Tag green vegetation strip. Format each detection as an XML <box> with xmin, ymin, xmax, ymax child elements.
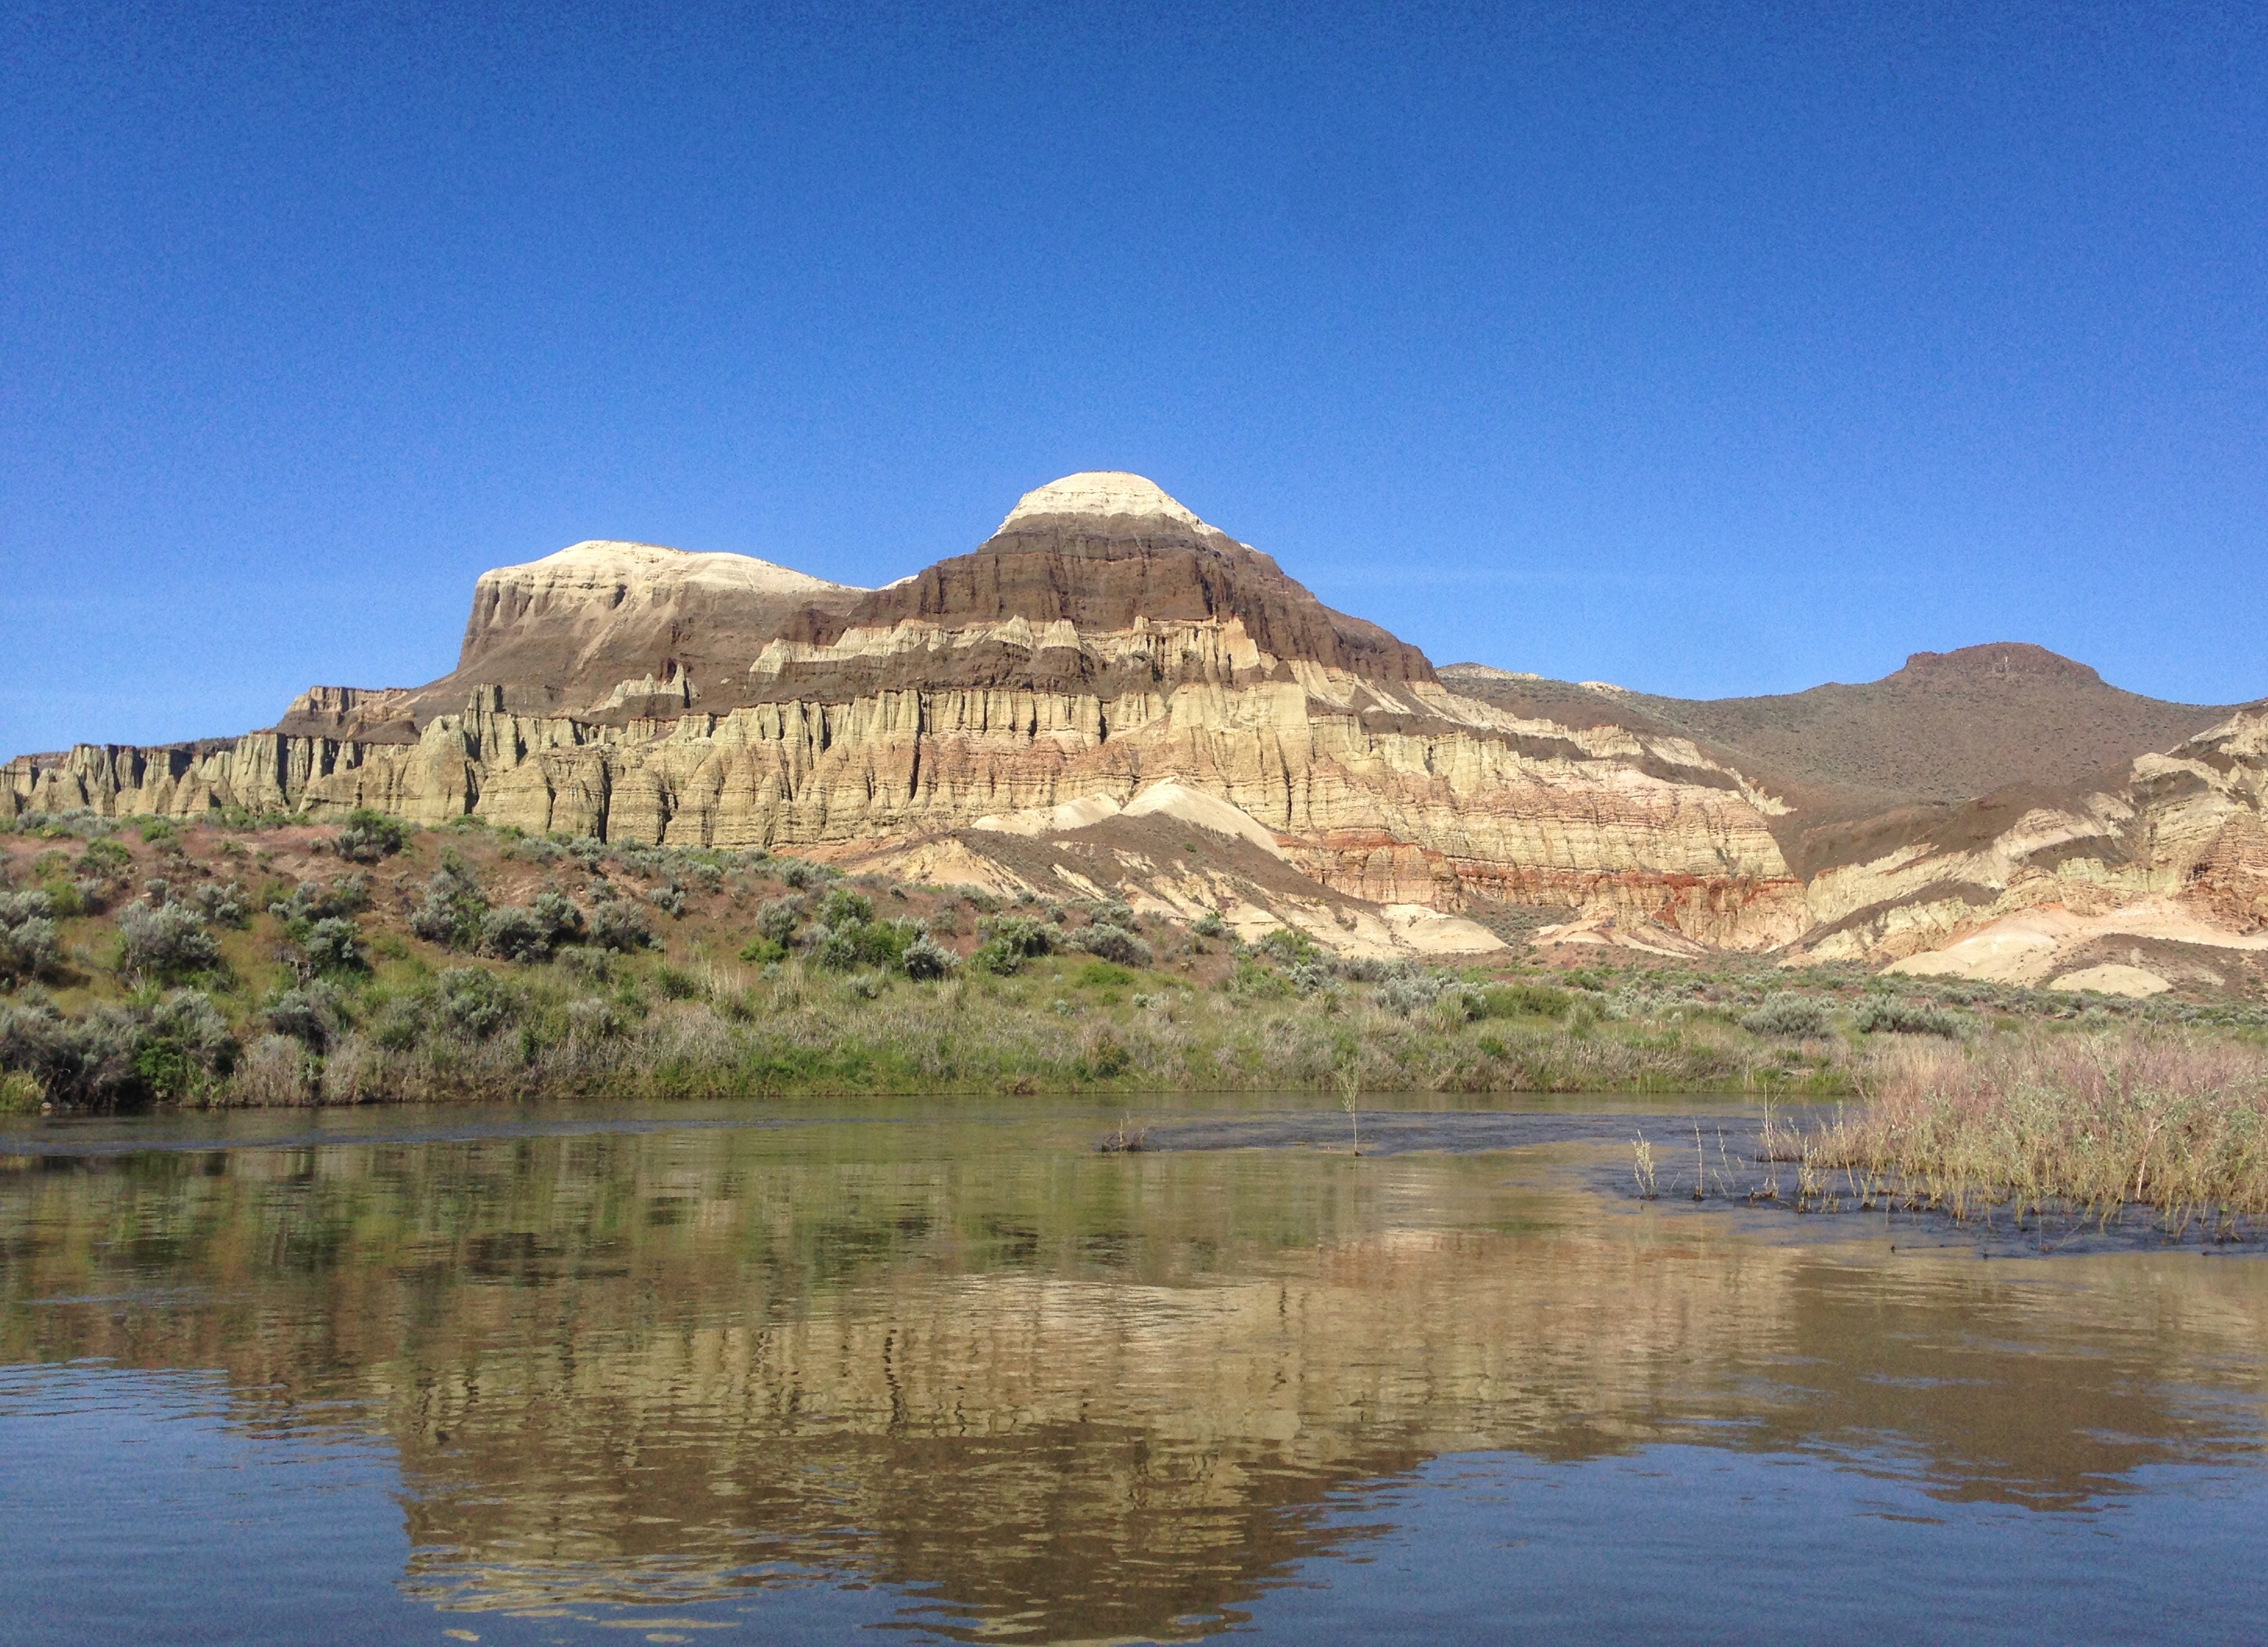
<box><xmin>1</xmin><ymin>807</ymin><xmax>2262</xmax><ymax>1120</ymax></box>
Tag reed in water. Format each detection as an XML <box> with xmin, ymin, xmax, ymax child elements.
<box><xmin>1792</xmin><ymin>1031</ymin><xmax>2268</xmax><ymax>1228</ymax></box>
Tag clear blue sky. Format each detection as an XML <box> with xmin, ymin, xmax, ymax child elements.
<box><xmin>5</xmin><ymin>2</ymin><xmax>2265</xmax><ymax>754</ymax></box>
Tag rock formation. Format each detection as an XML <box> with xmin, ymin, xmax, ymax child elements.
<box><xmin>8</xmin><ymin>470</ymin><xmax>2266</xmax><ymax>976</ymax></box>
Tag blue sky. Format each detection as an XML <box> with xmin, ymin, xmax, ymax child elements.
<box><xmin>5</xmin><ymin>2</ymin><xmax>2264</xmax><ymax>753</ymax></box>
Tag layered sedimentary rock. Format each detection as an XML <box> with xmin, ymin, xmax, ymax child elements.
<box><xmin>7</xmin><ymin>470</ymin><xmax>2266</xmax><ymax>966</ymax></box>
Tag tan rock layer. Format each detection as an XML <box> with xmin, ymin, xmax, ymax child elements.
<box><xmin>2</xmin><ymin>670</ymin><xmax>1797</xmax><ymax>937</ymax></box>
<box><xmin>11</xmin><ymin>677</ymin><xmax>2264</xmax><ymax>960</ymax></box>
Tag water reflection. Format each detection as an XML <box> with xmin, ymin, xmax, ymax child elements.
<box><xmin>2</xmin><ymin>1102</ymin><xmax>2265</xmax><ymax>1642</ymax></box>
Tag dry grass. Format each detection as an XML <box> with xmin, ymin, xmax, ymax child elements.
<box><xmin>1795</xmin><ymin>1030</ymin><xmax>2268</xmax><ymax>1227</ymax></box>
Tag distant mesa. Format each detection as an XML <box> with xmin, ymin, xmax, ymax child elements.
<box><xmin>6</xmin><ymin>470</ymin><xmax>2266</xmax><ymax>977</ymax></box>
<box><xmin>1885</xmin><ymin>642</ymin><xmax>2105</xmax><ymax>687</ymax></box>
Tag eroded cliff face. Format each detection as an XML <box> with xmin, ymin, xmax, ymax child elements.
<box><xmin>7</xmin><ymin>470</ymin><xmax>2263</xmax><ymax>963</ymax></box>
<box><xmin>0</xmin><ymin>629</ymin><xmax>1810</xmax><ymax>947</ymax></box>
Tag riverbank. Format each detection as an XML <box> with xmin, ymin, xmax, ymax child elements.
<box><xmin>2</xmin><ymin>808</ymin><xmax>2262</xmax><ymax>1112</ymax></box>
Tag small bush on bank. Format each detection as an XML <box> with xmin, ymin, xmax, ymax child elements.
<box><xmin>1073</xmin><ymin>924</ymin><xmax>1153</xmax><ymax>968</ymax></box>
<box><xmin>479</xmin><ymin>893</ymin><xmax>585</xmax><ymax>964</ymax></box>
<box><xmin>1476</xmin><ymin>981</ymin><xmax>1574</xmax><ymax>1019</ymax></box>
<box><xmin>1741</xmin><ymin>993</ymin><xmax>1832</xmax><ymax>1038</ymax></box>
<box><xmin>972</xmin><ymin>916</ymin><xmax>1054</xmax><ymax>976</ymax></box>
<box><xmin>0</xmin><ymin>891</ymin><xmax>60</xmax><ymax>983</ymax></box>
<box><xmin>129</xmin><ymin>989</ymin><xmax>236</xmax><ymax>1102</ymax></box>
<box><xmin>587</xmin><ymin>901</ymin><xmax>656</xmax><ymax>953</ymax></box>
<box><xmin>902</xmin><ymin>934</ymin><xmax>961</xmax><ymax>981</ymax></box>
<box><xmin>1855</xmin><ymin>999</ymin><xmax>1969</xmax><ymax>1038</ymax></box>
<box><xmin>263</xmin><ymin>982</ymin><xmax>341</xmax><ymax>1049</ymax></box>
<box><xmin>435</xmin><ymin>968</ymin><xmax>513</xmax><ymax>1039</ymax></box>
<box><xmin>756</xmin><ymin>898</ymin><xmax>802</xmax><ymax>946</ymax></box>
<box><xmin>116</xmin><ymin>901</ymin><xmax>222</xmax><ymax>982</ymax></box>
<box><xmin>411</xmin><ymin>855</ymin><xmax>488</xmax><ymax>949</ymax></box>
<box><xmin>302</xmin><ymin>916</ymin><xmax>368</xmax><ymax>974</ymax></box>
<box><xmin>334</xmin><ymin>809</ymin><xmax>408</xmax><ymax>863</ymax></box>
<box><xmin>815</xmin><ymin>917</ymin><xmax>910</xmax><ymax>973</ymax></box>
<box><xmin>270</xmin><ymin>874</ymin><xmax>372</xmax><ymax>926</ymax></box>
<box><xmin>0</xmin><ymin>988</ymin><xmax>234</xmax><ymax>1109</ymax></box>
<box><xmin>191</xmin><ymin>881</ymin><xmax>249</xmax><ymax>928</ymax></box>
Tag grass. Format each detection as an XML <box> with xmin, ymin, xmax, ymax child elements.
<box><xmin>1782</xmin><ymin>1031</ymin><xmax>2268</xmax><ymax>1231</ymax></box>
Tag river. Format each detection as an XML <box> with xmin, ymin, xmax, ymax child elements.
<box><xmin>2</xmin><ymin>1094</ymin><xmax>2264</xmax><ymax>1643</ymax></box>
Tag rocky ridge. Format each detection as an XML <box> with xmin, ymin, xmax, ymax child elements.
<box><xmin>8</xmin><ymin>472</ymin><xmax>2266</xmax><ymax>983</ymax></box>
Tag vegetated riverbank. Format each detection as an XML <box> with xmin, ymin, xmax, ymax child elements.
<box><xmin>1762</xmin><ymin>1031</ymin><xmax>2268</xmax><ymax>1234</ymax></box>
<box><xmin>0</xmin><ymin>808</ymin><xmax>2262</xmax><ymax>1114</ymax></box>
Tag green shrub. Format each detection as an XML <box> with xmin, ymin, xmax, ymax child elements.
<box><xmin>1074</xmin><ymin>925</ymin><xmax>1152</xmax><ymax>968</ymax></box>
<box><xmin>0</xmin><ymin>990</ymin><xmax>231</xmax><ymax>1109</ymax></box>
<box><xmin>0</xmin><ymin>1069</ymin><xmax>43</xmax><ymax>1113</ymax></box>
<box><xmin>815</xmin><ymin>919</ymin><xmax>910</xmax><ymax>972</ymax></box>
<box><xmin>1854</xmin><ymin>999</ymin><xmax>1969</xmax><ymax>1038</ymax></box>
<box><xmin>971</xmin><ymin>938</ymin><xmax>1024</xmax><ymax>976</ymax></box>
<box><xmin>263</xmin><ymin>982</ymin><xmax>340</xmax><ymax>1049</ymax></box>
<box><xmin>1477</xmin><ymin>981</ymin><xmax>1574</xmax><ymax>1019</ymax></box>
<box><xmin>116</xmin><ymin>901</ymin><xmax>222</xmax><ymax>981</ymax></box>
<box><xmin>78</xmin><ymin>838</ymin><xmax>132</xmax><ymax>888</ymax></box>
<box><xmin>302</xmin><ymin>916</ymin><xmax>368</xmax><ymax>974</ymax></box>
<box><xmin>129</xmin><ymin>989</ymin><xmax>236</xmax><ymax>1101</ymax></box>
<box><xmin>588</xmin><ymin>902</ymin><xmax>656</xmax><ymax>953</ymax></box>
<box><xmin>1741</xmin><ymin>993</ymin><xmax>1832</xmax><ymax>1038</ymax></box>
<box><xmin>818</xmin><ymin>888</ymin><xmax>875</xmax><ymax>930</ymax></box>
<box><xmin>755</xmin><ymin>898</ymin><xmax>803</xmax><ymax>946</ymax></box>
<box><xmin>435</xmin><ymin>968</ymin><xmax>513</xmax><ymax>1038</ymax></box>
<box><xmin>1257</xmin><ymin>927</ymin><xmax>1318</xmax><ymax>966</ymax></box>
<box><xmin>903</xmin><ymin>934</ymin><xmax>961</xmax><ymax>981</ymax></box>
<box><xmin>334</xmin><ymin>808</ymin><xmax>408</xmax><ymax>863</ymax></box>
<box><xmin>978</xmin><ymin>916</ymin><xmax>1053</xmax><ymax>959</ymax></box>
<box><xmin>0</xmin><ymin>891</ymin><xmax>59</xmax><ymax>981</ymax></box>
<box><xmin>1229</xmin><ymin>959</ymin><xmax>1293</xmax><ymax>1001</ymax></box>
<box><xmin>410</xmin><ymin>855</ymin><xmax>488</xmax><ymax>949</ymax></box>
<box><xmin>479</xmin><ymin>893</ymin><xmax>585</xmax><ymax>963</ymax></box>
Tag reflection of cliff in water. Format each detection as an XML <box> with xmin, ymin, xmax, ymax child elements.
<box><xmin>3</xmin><ymin>1121</ymin><xmax>2266</xmax><ymax>1641</ymax></box>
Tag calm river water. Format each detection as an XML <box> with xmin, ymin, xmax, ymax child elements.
<box><xmin>3</xmin><ymin>1095</ymin><xmax>2265</xmax><ymax>1645</ymax></box>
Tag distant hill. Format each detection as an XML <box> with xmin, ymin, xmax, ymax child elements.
<box><xmin>1442</xmin><ymin>645</ymin><xmax>2238</xmax><ymax>813</ymax></box>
